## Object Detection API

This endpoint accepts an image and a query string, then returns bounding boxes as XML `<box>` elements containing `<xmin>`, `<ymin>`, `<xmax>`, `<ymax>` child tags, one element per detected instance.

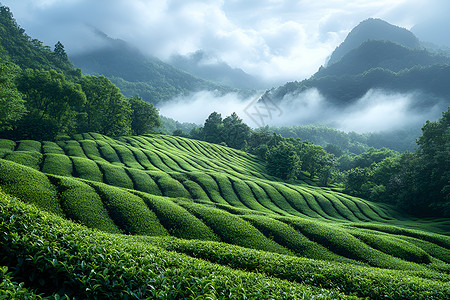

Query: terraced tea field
<box><xmin>0</xmin><ymin>133</ymin><xmax>449</xmax><ymax>298</ymax></box>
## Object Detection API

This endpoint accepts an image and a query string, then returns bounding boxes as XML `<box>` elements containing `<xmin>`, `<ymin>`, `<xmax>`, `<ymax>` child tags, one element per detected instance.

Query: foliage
<box><xmin>128</xmin><ymin>95</ymin><xmax>161</xmax><ymax>135</ymax></box>
<box><xmin>0</xmin><ymin>62</ymin><xmax>26</xmax><ymax>131</ymax></box>
<box><xmin>266</xmin><ymin>142</ymin><xmax>300</xmax><ymax>180</ymax></box>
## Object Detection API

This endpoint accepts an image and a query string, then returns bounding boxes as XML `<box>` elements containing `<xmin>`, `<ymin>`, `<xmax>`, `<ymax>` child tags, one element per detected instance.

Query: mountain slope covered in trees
<box><xmin>70</xmin><ymin>30</ymin><xmax>238</xmax><ymax>104</ymax></box>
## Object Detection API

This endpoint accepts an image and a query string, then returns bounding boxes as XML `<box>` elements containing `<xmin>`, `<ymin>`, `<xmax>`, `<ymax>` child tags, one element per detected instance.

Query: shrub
<box><xmin>4</xmin><ymin>150</ymin><xmax>42</xmax><ymax>170</ymax></box>
<box><xmin>88</xmin><ymin>181</ymin><xmax>168</xmax><ymax>236</ymax></box>
<box><xmin>126</xmin><ymin>168</ymin><xmax>162</xmax><ymax>195</ymax></box>
<box><xmin>71</xmin><ymin>157</ymin><xmax>103</xmax><ymax>182</ymax></box>
<box><xmin>16</xmin><ymin>140</ymin><xmax>41</xmax><ymax>152</ymax></box>
<box><xmin>42</xmin><ymin>141</ymin><xmax>65</xmax><ymax>154</ymax></box>
<box><xmin>179</xmin><ymin>201</ymin><xmax>292</xmax><ymax>255</ymax></box>
<box><xmin>41</xmin><ymin>153</ymin><xmax>72</xmax><ymax>176</ymax></box>
<box><xmin>53</xmin><ymin>176</ymin><xmax>121</xmax><ymax>234</ymax></box>
<box><xmin>97</xmin><ymin>162</ymin><xmax>133</xmax><ymax>189</ymax></box>
<box><xmin>0</xmin><ymin>159</ymin><xmax>63</xmax><ymax>216</ymax></box>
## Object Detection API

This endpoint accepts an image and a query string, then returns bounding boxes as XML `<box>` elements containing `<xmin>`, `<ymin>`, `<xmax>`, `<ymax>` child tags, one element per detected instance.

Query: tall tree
<box><xmin>222</xmin><ymin>112</ymin><xmax>251</xmax><ymax>149</ymax></box>
<box><xmin>266</xmin><ymin>142</ymin><xmax>301</xmax><ymax>180</ymax></box>
<box><xmin>128</xmin><ymin>96</ymin><xmax>161</xmax><ymax>135</ymax></box>
<box><xmin>54</xmin><ymin>41</ymin><xmax>68</xmax><ymax>63</ymax></box>
<box><xmin>0</xmin><ymin>62</ymin><xmax>26</xmax><ymax>131</ymax></box>
<box><xmin>78</xmin><ymin>75</ymin><xmax>132</xmax><ymax>136</ymax></box>
<box><xmin>202</xmin><ymin>112</ymin><xmax>223</xmax><ymax>144</ymax></box>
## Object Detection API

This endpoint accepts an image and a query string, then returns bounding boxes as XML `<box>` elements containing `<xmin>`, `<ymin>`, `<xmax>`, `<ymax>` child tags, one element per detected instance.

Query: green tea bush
<box><xmin>79</xmin><ymin>140</ymin><xmax>106</xmax><ymax>162</ymax></box>
<box><xmin>245</xmin><ymin>181</ymin><xmax>288</xmax><ymax>215</ymax></box>
<box><xmin>212</xmin><ymin>174</ymin><xmax>245</xmax><ymax>208</ymax></box>
<box><xmin>89</xmin><ymin>181</ymin><xmax>168</xmax><ymax>236</ymax></box>
<box><xmin>151</xmin><ymin>173</ymin><xmax>190</xmax><ymax>198</ymax></box>
<box><xmin>170</xmin><ymin>173</ymin><xmax>210</xmax><ymax>201</ymax></box>
<box><xmin>243</xmin><ymin>215</ymin><xmax>351</xmax><ymax>262</ymax></box>
<box><xmin>112</xmin><ymin>144</ymin><xmax>143</xmax><ymax>169</ymax></box>
<box><xmin>396</xmin><ymin>236</ymin><xmax>450</xmax><ymax>263</ymax></box>
<box><xmin>135</xmin><ymin>191</ymin><xmax>219</xmax><ymax>241</ymax></box>
<box><xmin>16</xmin><ymin>140</ymin><xmax>41</xmax><ymax>152</ymax></box>
<box><xmin>0</xmin><ymin>265</ymin><xmax>42</xmax><ymax>299</ymax></box>
<box><xmin>273</xmin><ymin>183</ymin><xmax>321</xmax><ymax>218</ymax></box>
<box><xmin>53</xmin><ymin>176</ymin><xmax>121</xmax><ymax>234</ymax></box>
<box><xmin>126</xmin><ymin>168</ymin><xmax>162</xmax><ymax>195</ymax></box>
<box><xmin>60</xmin><ymin>140</ymin><xmax>86</xmax><ymax>158</ymax></box>
<box><xmin>71</xmin><ymin>156</ymin><xmax>103</xmax><ymax>182</ymax></box>
<box><xmin>230</xmin><ymin>178</ymin><xmax>273</xmax><ymax>213</ymax></box>
<box><xmin>179</xmin><ymin>201</ymin><xmax>293</xmax><ymax>255</ymax></box>
<box><xmin>288</xmin><ymin>185</ymin><xmax>331</xmax><ymax>219</ymax></box>
<box><xmin>41</xmin><ymin>153</ymin><xmax>72</xmax><ymax>176</ymax></box>
<box><xmin>349</xmin><ymin>229</ymin><xmax>432</xmax><ymax>263</ymax></box>
<box><xmin>97</xmin><ymin>161</ymin><xmax>133</xmax><ymax>189</ymax></box>
<box><xmin>333</xmin><ymin>193</ymin><xmax>372</xmax><ymax>221</ymax></box>
<box><xmin>256</xmin><ymin>181</ymin><xmax>302</xmax><ymax>216</ymax></box>
<box><xmin>279</xmin><ymin>217</ymin><xmax>421</xmax><ymax>270</ymax></box>
<box><xmin>145</xmin><ymin>236</ymin><xmax>450</xmax><ymax>300</ymax></box>
<box><xmin>187</xmin><ymin>173</ymin><xmax>228</xmax><ymax>204</ymax></box>
<box><xmin>0</xmin><ymin>159</ymin><xmax>63</xmax><ymax>216</ymax></box>
<box><xmin>143</xmin><ymin>150</ymin><xmax>172</xmax><ymax>172</ymax></box>
<box><xmin>0</xmin><ymin>139</ymin><xmax>16</xmax><ymax>151</ymax></box>
<box><xmin>320</xmin><ymin>192</ymin><xmax>360</xmax><ymax>221</ymax></box>
<box><xmin>153</xmin><ymin>150</ymin><xmax>182</xmax><ymax>171</ymax></box>
<box><xmin>348</xmin><ymin>223</ymin><xmax>450</xmax><ymax>249</ymax></box>
<box><xmin>0</xmin><ymin>196</ymin><xmax>347</xmax><ymax>299</ymax></box>
<box><xmin>42</xmin><ymin>141</ymin><xmax>65</xmax><ymax>155</ymax></box>
<box><xmin>96</xmin><ymin>140</ymin><xmax>122</xmax><ymax>165</ymax></box>
<box><xmin>128</xmin><ymin>147</ymin><xmax>155</xmax><ymax>170</ymax></box>
<box><xmin>4</xmin><ymin>150</ymin><xmax>42</xmax><ymax>170</ymax></box>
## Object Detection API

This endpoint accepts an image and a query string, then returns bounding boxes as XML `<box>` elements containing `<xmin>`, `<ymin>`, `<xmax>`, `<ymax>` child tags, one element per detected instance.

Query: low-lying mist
<box><xmin>158</xmin><ymin>88</ymin><xmax>445</xmax><ymax>133</ymax></box>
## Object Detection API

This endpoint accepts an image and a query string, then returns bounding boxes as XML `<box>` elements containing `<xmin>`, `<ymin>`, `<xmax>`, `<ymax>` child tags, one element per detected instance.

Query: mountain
<box><xmin>70</xmin><ymin>30</ymin><xmax>237</xmax><ymax>104</ymax></box>
<box><xmin>316</xmin><ymin>40</ymin><xmax>450</xmax><ymax>78</ymax></box>
<box><xmin>169</xmin><ymin>50</ymin><xmax>267</xmax><ymax>90</ymax></box>
<box><xmin>264</xmin><ymin>19</ymin><xmax>450</xmax><ymax>115</ymax></box>
<box><xmin>327</xmin><ymin>18</ymin><xmax>421</xmax><ymax>66</ymax></box>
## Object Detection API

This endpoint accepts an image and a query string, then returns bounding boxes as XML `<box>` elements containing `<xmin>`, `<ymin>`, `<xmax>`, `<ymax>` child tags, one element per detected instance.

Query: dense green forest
<box><xmin>69</xmin><ymin>30</ymin><xmax>241</xmax><ymax>104</ymax></box>
<box><xmin>0</xmin><ymin>6</ymin><xmax>160</xmax><ymax>140</ymax></box>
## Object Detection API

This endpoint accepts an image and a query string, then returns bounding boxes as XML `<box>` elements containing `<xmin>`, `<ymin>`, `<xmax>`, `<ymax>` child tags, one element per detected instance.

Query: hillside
<box><xmin>0</xmin><ymin>134</ymin><xmax>449</xmax><ymax>297</ymax></box>
<box><xmin>70</xmin><ymin>30</ymin><xmax>238</xmax><ymax>104</ymax></box>
<box><xmin>169</xmin><ymin>50</ymin><xmax>267</xmax><ymax>90</ymax></box>
<box><xmin>327</xmin><ymin>18</ymin><xmax>421</xmax><ymax>65</ymax></box>
<box><xmin>264</xmin><ymin>19</ymin><xmax>450</xmax><ymax>113</ymax></box>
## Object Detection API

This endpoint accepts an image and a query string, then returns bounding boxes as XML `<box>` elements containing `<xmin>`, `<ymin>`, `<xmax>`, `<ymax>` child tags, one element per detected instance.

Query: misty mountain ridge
<box><xmin>168</xmin><ymin>50</ymin><xmax>268</xmax><ymax>90</ymax></box>
<box><xmin>327</xmin><ymin>18</ymin><xmax>421</xmax><ymax>66</ymax></box>
<box><xmin>69</xmin><ymin>29</ymin><xmax>238</xmax><ymax>104</ymax></box>
<box><xmin>258</xmin><ymin>18</ymin><xmax>449</xmax><ymax>134</ymax></box>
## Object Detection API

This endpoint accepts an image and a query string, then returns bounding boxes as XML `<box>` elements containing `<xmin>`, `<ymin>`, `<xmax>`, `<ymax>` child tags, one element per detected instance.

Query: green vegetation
<box><xmin>0</xmin><ymin>132</ymin><xmax>449</xmax><ymax>298</ymax></box>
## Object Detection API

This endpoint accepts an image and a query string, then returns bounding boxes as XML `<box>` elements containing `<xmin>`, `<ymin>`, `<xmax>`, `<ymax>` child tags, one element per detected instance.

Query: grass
<box><xmin>0</xmin><ymin>133</ymin><xmax>449</xmax><ymax>299</ymax></box>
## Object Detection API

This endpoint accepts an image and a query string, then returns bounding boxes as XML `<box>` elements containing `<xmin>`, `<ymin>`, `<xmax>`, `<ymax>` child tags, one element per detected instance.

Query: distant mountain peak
<box><xmin>327</xmin><ymin>18</ymin><xmax>421</xmax><ymax>66</ymax></box>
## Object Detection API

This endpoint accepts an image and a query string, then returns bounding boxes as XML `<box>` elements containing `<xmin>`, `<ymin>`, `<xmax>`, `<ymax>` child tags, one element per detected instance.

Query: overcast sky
<box><xmin>1</xmin><ymin>0</ymin><xmax>447</xmax><ymax>84</ymax></box>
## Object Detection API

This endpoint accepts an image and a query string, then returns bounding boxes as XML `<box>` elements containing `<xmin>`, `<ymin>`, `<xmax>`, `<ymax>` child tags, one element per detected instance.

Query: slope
<box><xmin>0</xmin><ymin>134</ymin><xmax>449</xmax><ymax>270</ymax></box>
<box><xmin>69</xmin><ymin>29</ymin><xmax>237</xmax><ymax>104</ymax></box>
<box><xmin>327</xmin><ymin>18</ymin><xmax>421</xmax><ymax>65</ymax></box>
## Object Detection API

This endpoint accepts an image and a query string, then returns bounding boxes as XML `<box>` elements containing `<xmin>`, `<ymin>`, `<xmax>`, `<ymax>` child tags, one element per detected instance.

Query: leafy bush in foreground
<box><xmin>0</xmin><ymin>193</ymin><xmax>349</xmax><ymax>299</ymax></box>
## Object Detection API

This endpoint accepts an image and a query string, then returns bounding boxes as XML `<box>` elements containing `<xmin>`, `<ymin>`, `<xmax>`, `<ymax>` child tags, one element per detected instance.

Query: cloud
<box><xmin>0</xmin><ymin>0</ymin><xmax>436</xmax><ymax>84</ymax></box>
<box><xmin>159</xmin><ymin>88</ymin><xmax>444</xmax><ymax>133</ymax></box>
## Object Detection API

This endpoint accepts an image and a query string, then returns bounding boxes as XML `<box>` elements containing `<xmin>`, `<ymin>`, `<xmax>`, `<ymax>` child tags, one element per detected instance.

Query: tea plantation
<box><xmin>0</xmin><ymin>133</ymin><xmax>449</xmax><ymax>299</ymax></box>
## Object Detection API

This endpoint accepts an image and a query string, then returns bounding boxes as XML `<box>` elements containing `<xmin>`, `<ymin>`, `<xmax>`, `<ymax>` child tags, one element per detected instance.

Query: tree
<box><xmin>16</xmin><ymin>68</ymin><xmax>86</xmax><ymax>136</ymax></box>
<box><xmin>0</xmin><ymin>62</ymin><xmax>26</xmax><ymax>131</ymax></box>
<box><xmin>78</xmin><ymin>75</ymin><xmax>132</xmax><ymax>136</ymax></box>
<box><xmin>266</xmin><ymin>142</ymin><xmax>301</xmax><ymax>180</ymax></box>
<box><xmin>222</xmin><ymin>112</ymin><xmax>251</xmax><ymax>149</ymax></box>
<box><xmin>128</xmin><ymin>96</ymin><xmax>161</xmax><ymax>135</ymax></box>
<box><xmin>54</xmin><ymin>41</ymin><xmax>68</xmax><ymax>63</ymax></box>
<box><xmin>202</xmin><ymin>112</ymin><xmax>223</xmax><ymax>143</ymax></box>
<box><xmin>414</xmin><ymin>107</ymin><xmax>450</xmax><ymax>215</ymax></box>
<box><xmin>297</xmin><ymin>141</ymin><xmax>331</xmax><ymax>179</ymax></box>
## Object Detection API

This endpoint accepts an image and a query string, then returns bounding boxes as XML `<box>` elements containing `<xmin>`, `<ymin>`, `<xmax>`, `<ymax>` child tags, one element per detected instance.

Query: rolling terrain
<box><xmin>0</xmin><ymin>133</ymin><xmax>449</xmax><ymax>298</ymax></box>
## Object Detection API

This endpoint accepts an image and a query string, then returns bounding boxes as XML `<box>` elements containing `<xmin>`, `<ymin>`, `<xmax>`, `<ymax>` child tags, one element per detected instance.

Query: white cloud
<box><xmin>0</xmin><ymin>0</ymin><xmax>436</xmax><ymax>84</ymax></box>
<box><xmin>159</xmin><ymin>88</ymin><xmax>444</xmax><ymax>133</ymax></box>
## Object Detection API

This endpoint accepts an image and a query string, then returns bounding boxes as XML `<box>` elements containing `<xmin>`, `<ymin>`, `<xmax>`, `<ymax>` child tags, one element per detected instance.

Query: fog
<box><xmin>159</xmin><ymin>88</ymin><xmax>444</xmax><ymax>133</ymax></box>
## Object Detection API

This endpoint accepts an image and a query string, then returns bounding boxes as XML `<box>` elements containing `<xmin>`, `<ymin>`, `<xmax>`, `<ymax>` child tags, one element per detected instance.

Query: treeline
<box><xmin>180</xmin><ymin>109</ymin><xmax>449</xmax><ymax>217</ymax></box>
<box><xmin>0</xmin><ymin>64</ymin><xmax>160</xmax><ymax>140</ymax></box>
<box><xmin>0</xmin><ymin>6</ymin><xmax>160</xmax><ymax>140</ymax></box>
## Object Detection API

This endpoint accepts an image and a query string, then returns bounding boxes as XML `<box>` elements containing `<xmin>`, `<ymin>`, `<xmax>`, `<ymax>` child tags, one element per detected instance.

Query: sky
<box><xmin>1</xmin><ymin>0</ymin><xmax>447</xmax><ymax>84</ymax></box>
